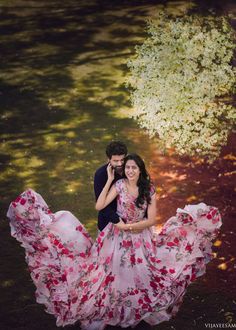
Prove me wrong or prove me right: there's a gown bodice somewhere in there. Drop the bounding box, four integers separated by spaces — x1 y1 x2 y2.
115 179 155 224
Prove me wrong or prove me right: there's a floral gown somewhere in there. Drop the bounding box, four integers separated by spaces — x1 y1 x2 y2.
7 179 222 329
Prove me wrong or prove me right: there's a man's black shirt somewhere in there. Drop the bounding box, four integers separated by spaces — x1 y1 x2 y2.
94 164 123 231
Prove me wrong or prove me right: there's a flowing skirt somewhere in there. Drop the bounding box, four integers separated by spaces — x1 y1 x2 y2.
7 189 222 329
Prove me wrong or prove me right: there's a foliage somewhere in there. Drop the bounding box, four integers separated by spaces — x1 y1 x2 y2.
127 12 236 161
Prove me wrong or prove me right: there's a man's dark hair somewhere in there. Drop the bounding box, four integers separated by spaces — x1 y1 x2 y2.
106 141 127 159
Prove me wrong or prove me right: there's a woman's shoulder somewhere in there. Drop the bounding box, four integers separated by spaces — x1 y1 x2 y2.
115 178 126 191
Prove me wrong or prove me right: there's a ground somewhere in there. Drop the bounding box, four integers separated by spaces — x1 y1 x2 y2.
0 1 235 329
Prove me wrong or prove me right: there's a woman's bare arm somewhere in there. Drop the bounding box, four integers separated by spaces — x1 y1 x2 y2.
95 184 118 211
95 164 118 211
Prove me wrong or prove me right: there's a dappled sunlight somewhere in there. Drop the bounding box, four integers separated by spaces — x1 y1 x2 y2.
0 1 235 329
158 170 187 181
186 195 198 203
214 239 222 247
83 217 98 238
0 279 15 288
65 181 83 194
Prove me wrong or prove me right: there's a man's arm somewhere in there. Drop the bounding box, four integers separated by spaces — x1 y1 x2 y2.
94 170 120 224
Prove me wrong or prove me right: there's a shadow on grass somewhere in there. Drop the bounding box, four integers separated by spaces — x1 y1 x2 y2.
0 0 235 329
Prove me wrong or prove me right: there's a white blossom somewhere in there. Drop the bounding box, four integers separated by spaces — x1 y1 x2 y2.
127 12 236 161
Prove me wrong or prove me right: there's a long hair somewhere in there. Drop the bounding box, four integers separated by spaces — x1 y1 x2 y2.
124 153 152 208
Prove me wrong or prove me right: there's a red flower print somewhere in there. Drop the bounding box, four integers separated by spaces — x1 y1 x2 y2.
82 232 90 239
153 276 161 283
169 268 176 274
20 198 26 205
88 264 94 272
191 273 196 282
54 239 60 246
138 298 143 304
100 231 105 237
108 311 113 319
61 248 69 255
130 255 136 265
71 297 78 304
81 294 88 303
150 281 157 290
61 274 67 282
167 242 175 247
122 240 132 248
14 196 21 203
185 244 192 252
137 258 143 264
160 267 168 275
144 295 151 303
150 256 156 263
79 252 86 258
102 292 106 299
207 214 212 219
105 275 115 286
135 313 141 320
76 225 83 231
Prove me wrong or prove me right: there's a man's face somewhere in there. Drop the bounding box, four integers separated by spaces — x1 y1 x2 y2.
109 154 126 174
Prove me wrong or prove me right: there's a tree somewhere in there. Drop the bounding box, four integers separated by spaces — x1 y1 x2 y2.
127 12 236 161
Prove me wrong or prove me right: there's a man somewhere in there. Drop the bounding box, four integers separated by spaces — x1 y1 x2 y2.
94 141 127 231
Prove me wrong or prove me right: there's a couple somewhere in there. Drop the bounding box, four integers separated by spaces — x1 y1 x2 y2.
94 141 155 234
7 142 222 330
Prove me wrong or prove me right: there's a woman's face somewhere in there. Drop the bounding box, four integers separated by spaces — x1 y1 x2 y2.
125 159 141 182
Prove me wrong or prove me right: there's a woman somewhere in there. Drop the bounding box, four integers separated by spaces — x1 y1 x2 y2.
7 154 222 330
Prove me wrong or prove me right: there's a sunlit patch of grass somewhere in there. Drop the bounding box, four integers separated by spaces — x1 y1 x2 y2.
214 240 222 247
24 43 62 56
223 153 236 161
81 217 97 239
50 113 92 129
65 181 82 194
18 294 32 302
65 131 77 138
218 263 227 270
168 186 178 193
1 279 15 288
186 195 197 202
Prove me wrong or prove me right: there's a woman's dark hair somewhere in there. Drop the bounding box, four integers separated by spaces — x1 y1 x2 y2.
124 153 152 208
106 141 127 159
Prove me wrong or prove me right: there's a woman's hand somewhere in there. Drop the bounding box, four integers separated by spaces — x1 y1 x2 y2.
107 163 115 182
115 219 143 233
114 219 128 231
